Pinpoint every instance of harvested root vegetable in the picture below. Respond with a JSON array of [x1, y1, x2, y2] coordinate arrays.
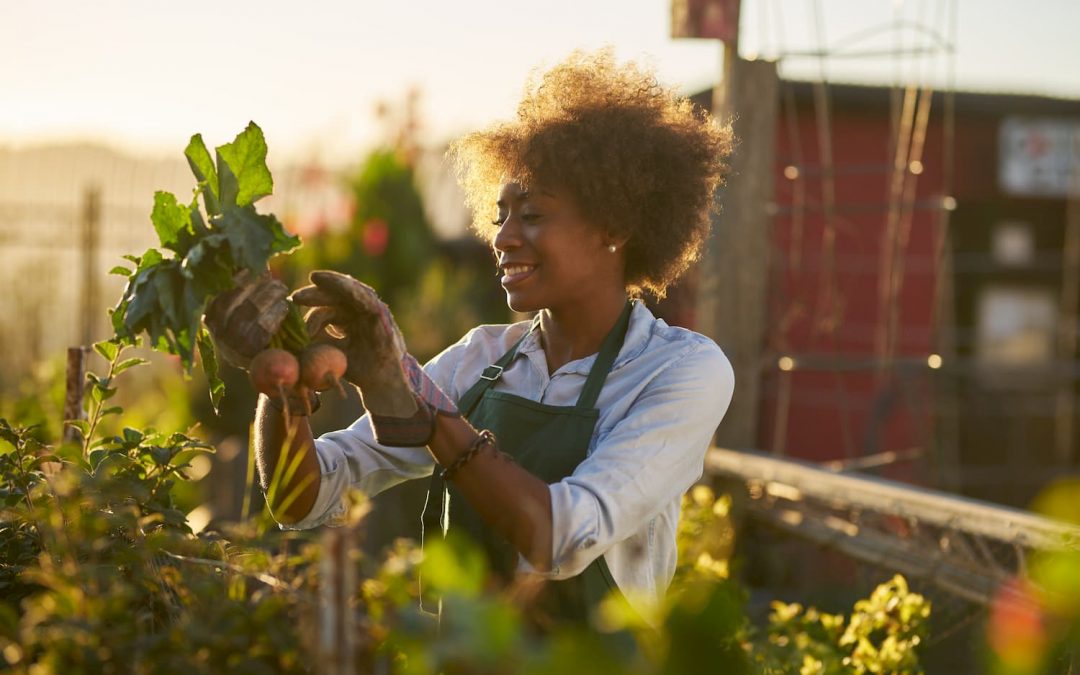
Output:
[[249, 348, 300, 397], [300, 344, 348, 394]]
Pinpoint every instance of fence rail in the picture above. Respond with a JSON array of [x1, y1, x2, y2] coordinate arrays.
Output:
[[705, 447, 1080, 606]]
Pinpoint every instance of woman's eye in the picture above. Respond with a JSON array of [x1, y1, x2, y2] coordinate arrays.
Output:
[[521, 213, 541, 222]]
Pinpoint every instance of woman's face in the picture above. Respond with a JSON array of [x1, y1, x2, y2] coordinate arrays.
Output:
[[492, 182, 624, 314]]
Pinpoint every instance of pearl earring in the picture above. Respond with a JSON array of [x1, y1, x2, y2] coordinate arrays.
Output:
[[607, 244, 617, 253]]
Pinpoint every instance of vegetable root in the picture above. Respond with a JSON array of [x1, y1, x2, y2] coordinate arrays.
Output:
[[300, 344, 348, 394], [250, 349, 300, 396], [250, 348, 301, 428]]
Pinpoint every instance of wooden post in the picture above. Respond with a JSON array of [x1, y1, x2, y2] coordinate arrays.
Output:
[[1054, 159, 1080, 465], [319, 527, 356, 675], [62, 346, 88, 444], [698, 56, 780, 450], [80, 185, 101, 346]]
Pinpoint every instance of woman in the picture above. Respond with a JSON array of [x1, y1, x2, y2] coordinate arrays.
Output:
[[212, 51, 734, 626]]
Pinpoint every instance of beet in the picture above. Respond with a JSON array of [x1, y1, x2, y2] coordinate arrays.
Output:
[[300, 344, 348, 393], [249, 348, 300, 397]]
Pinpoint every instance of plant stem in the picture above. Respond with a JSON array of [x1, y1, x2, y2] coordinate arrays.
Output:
[[12, 434, 35, 511], [82, 346, 124, 459]]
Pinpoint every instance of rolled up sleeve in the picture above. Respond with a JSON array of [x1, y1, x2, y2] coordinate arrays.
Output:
[[284, 334, 475, 530], [283, 416, 437, 530], [545, 342, 734, 578]]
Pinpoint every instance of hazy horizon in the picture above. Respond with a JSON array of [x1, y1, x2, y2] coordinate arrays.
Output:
[[4, 0, 1079, 163]]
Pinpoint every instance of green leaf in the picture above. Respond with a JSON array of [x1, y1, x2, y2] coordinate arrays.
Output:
[[266, 212, 302, 257], [88, 448, 110, 471], [143, 248, 164, 266], [115, 249, 171, 337], [65, 419, 91, 437], [110, 266, 132, 277], [121, 272, 158, 332], [113, 357, 148, 375], [197, 326, 225, 414], [122, 427, 144, 446], [172, 324, 197, 368], [93, 340, 119, 362], [150, 445, 173, 466], [151, 191, 198, 254], [151, 264, 185, 331], [91, 384, 117, 404], [185, 133, 220, 215], [211, 205, 301, 273], [100, 406, 124, 417], [110, 298, 130, 337], [217, 150, 239, 208], [181, 236, 234, 303], [0, 438, 14, 457], [215, 121, 273, 207], [189, 198, 211, 236]]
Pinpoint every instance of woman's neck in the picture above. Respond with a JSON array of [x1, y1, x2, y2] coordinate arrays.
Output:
[[539, 288, 628, 375]]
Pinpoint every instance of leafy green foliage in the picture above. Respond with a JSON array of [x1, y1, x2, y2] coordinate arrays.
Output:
[[2, 348, 934, 673], [110, 122, 300, 373], [0, 420, 49, 608], [1, 349, 316, 673], [752, 575, 930, 674]]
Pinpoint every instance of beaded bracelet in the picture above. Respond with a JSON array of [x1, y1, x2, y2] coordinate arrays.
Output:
[[440, 429, 497, 480]]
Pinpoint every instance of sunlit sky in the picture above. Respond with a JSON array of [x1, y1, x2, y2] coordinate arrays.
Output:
[[4, 0, 1079, 163]]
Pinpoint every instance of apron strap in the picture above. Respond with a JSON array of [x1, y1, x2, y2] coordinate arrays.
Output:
[[455, 315, 540, 419], [574, 300, 633, 410]]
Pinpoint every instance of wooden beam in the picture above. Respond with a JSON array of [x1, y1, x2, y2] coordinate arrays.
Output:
[[705, 447, 1080, 551], [698, 57, 780, 450]]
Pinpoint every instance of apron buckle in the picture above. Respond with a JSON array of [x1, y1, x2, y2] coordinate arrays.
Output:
[[480, 364, 504, 381]]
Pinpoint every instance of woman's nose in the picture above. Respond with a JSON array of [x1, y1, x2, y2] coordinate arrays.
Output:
[[492, 215, 521, 253]]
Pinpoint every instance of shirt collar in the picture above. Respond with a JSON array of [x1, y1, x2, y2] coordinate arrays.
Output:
[[515, 301, 655, 376]]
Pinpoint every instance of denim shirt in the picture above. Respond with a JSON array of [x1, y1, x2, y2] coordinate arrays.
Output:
[[292, 301, 734, 617]]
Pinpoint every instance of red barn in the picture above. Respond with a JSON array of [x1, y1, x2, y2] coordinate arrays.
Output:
[[687, 79, 1080, 506]]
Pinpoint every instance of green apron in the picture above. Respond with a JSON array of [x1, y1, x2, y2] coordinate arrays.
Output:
[[421, 300, 634, 627]]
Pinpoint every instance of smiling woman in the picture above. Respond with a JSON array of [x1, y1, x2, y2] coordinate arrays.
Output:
[[450, 49, 733, 300], [211, 49, 736, 638]]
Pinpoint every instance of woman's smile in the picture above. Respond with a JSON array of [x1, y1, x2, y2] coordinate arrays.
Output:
[[499, 262, 537, 287]]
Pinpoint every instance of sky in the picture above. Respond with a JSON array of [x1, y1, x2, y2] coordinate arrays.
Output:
[[3, 0, 1079, 164]]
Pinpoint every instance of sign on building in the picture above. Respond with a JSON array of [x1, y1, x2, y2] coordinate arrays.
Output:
[[999, 117, 1080, 198], [671, 0, 740, 42]]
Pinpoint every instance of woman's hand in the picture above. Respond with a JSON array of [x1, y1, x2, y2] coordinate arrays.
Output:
[[291, 271, 458, 445], [204, 271, 290, 369]]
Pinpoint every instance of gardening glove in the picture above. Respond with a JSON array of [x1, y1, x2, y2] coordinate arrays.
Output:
[[204, 271, 290, 369], [291, 270, 459, 446]]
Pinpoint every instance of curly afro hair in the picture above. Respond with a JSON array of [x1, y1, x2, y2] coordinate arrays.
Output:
[[448, 49, 733, 298]]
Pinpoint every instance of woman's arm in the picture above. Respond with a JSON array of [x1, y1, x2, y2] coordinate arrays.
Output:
[[427, 414, 554, 570], [252, 395, 321, 524]]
